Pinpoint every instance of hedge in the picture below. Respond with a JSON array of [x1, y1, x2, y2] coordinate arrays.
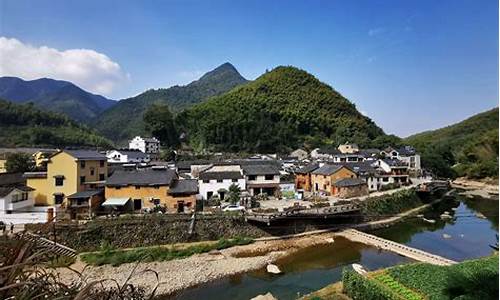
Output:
[[342, 269, 401, 300]]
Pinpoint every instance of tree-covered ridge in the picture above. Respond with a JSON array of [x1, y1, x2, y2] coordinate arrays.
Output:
[[93, 63, 248, 145], [405, 107, 498, 178], [0, 99, 112, 148], [178, 66, 385, 153]]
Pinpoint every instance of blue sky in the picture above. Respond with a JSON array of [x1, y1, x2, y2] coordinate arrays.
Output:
[[1, 0, 498, 136]]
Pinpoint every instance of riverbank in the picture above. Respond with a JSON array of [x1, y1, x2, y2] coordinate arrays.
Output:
[[452, 177, 498, 199], [56, 194, 438, 297]]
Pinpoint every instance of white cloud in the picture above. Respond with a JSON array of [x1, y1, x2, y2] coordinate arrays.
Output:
[[368, 27, 385, 37], [0, 37, 127, 96]]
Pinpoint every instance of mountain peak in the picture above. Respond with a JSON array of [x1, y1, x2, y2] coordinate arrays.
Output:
[[197, 62, 246, 83]]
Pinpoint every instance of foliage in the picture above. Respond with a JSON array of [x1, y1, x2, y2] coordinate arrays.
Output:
[[143, 103, 180, 147], [178, 66, 385, 153], [5, 152, 35, 173], [342, 269, 401, 300], [0, 99, 113, 148], [227, 183, 242, 204], [405, 108, 498, 179], [387, 255, 499, 300], [379, 182, 401, 191], [81, 237, 254, 267], [94, 63, 247, 144], [360, 189, 423, 221], [372, 272, 423, 300]]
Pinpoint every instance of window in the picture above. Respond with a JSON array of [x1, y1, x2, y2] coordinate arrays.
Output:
[[153, 199, 160, 206], [115, 186, 121, 190], [217, 179, 223, 183], [99, 174, 105, 181], [80, 161, 86, 168], [203, 180, 209, 183], [382, 177, 389, 182], [100, 160, 105, 167], [135, 186, 140, 190], [248, 175, 256, 181], [55, 177, 64, 186], [54, 194, 64, 205], [90, 168, 95, 176], [265, 175, 274, 180], [154, 186, 159, 189], [232, 179, 238, 182], [80, 176, 85, 185]]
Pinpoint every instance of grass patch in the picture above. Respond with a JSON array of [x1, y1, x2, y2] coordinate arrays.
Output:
[[81, 237, 254, 267], [387, 255, 498, 300]]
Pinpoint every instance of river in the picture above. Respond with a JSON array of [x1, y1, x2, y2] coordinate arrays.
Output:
[[170, 195, 498, 300]]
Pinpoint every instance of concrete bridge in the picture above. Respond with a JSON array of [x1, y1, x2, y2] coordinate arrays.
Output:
[[337, 229, 457, 266], [245, 203, 360, 225]]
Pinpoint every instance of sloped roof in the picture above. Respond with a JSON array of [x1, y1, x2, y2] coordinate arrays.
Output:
[[317, 147, 342, 155], [334, 178, 366, 187], [0, 185, 34, 197], [67, 190, 103, 199], [312, 164, 353, 176], [295, 163, 320, 174], [382, 159, 408, 167], [199, 171, 243, 181], [0, 172, 25, 187], [397, 146, 416, 156], [168, 179, 198, 195], [64, 150, 106, 160], [106, 168, 177, 186], [242, 164, 280, 176]]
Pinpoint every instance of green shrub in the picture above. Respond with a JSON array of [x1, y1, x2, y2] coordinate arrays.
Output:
[[342, 269, 400, 300], [360, 189, 423, 221]]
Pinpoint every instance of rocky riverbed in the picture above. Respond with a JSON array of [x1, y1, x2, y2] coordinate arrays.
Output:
[[452, 177, 499, 199], [56, 233, 337, 297]]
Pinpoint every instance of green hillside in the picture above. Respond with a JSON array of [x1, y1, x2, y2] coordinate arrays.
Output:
[[405, 108, 498, 178], [93, 63, 247, 145], [0, 99, 112, 148], [177, 66, 385, 153]]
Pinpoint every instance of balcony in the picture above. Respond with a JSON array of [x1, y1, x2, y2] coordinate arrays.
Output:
[[6, 198, 34, 211]]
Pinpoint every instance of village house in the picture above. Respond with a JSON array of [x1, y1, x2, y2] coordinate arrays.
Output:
[[198, 164, 246, 200], [375, 159, 410, 186], [167, 179, 199, 212], [24, 150, 108, 211], [337, 143, 360, 154], [381, 146, 421, 171], [106, 149, 151, 164], [310, 164, 358, 195], [289, 149, 308, 160], [294, 163, 319, 192], [242, 164, 281, 196], [104, 167, 193, 213], [65, 190, 104, 219], [333, 178, 369, 198], [129, 136, 160, 156]]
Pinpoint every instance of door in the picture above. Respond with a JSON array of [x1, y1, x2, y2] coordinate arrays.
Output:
[[133, 199, 142, 210], [177, 201, 184, 213]]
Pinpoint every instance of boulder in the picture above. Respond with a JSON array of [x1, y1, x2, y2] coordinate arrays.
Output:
[[442, 233, 452, 239], [324, 237, 335, 243], [266, 264, 282, 274], [251, 292, 278, 300]]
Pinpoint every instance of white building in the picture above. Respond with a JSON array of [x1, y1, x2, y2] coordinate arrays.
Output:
[[106, 150, 150, 164], [242, 164, 281, 196], [381, 146, 421, 171], [0, 186, 34, 214], [198, 165, 246, 200], [129, 136, 160, 155]]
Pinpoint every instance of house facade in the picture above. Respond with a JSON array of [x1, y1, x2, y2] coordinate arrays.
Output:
[[381, 146, 421, 171], [198, 165, 246, 200], [24, 150, 108, 207], [294, 163, 319, 191], [105, 168, 181, 212], [129, 136, 160, 155], [333, 178, 369, 198], [106, 149, 151, 164], [310, 164, 358, 195], [242, 164, 281, 196], [338, 143, 360, 154], [0, 186, 34, 214]]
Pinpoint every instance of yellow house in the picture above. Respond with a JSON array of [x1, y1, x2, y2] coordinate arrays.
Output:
[[310, 164, 357, 195], [32, 150, 58, 169], [24, 150, 108, 206], [105, 168, 197, 213]]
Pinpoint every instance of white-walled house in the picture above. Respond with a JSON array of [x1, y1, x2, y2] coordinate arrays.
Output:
[[129, 136, 160, 155], [242, 164, 281, 196], [106, 150, 150, 164], [0, 186, 34, 214], [381, 146, 421, 171], [198, 165, 246, 200], [375, 159, 410, 185]]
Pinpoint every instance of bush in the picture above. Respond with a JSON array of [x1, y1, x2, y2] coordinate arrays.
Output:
[[342, 269, 400, 300], [360, 189, 423, 221]]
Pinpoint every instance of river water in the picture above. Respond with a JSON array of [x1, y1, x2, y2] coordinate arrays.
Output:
[[171, 195, 498, 300]]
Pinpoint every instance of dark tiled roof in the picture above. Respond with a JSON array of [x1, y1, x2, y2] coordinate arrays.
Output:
[[312, 164, 353, 176], [242, 164, 280, 176], [317, 147, 341, 155], [199, 171, 243, 181], [64, 150, 106, 160], [334, 178, 366, 187], [348, 162, 377, 175], [23, 172, 47, 179], [0, 172, 25, 186], [67, 190, 103, 199], [176, 160, 214, 170], [111, 150, 149, 160], [397, 146, 416, 156], [168, 179, 198, 195], [295, 163, 319, 174], [106, 168, 177, 186], [359, 149, 381, 158], [382, 159, 408, 167], [0, 185, 34, 197]]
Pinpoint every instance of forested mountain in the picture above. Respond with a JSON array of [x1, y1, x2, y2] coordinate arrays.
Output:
[[177, 66, 385, 153], [405, 108, 498, 178], [0, 77, 116, 122], [0, 99, 112, 148], [93, 63, 248, 145]]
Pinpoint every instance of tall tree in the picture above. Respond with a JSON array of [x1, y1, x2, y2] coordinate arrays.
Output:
[[5, 153, 35, 173], [143, 103, 179, 148]]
